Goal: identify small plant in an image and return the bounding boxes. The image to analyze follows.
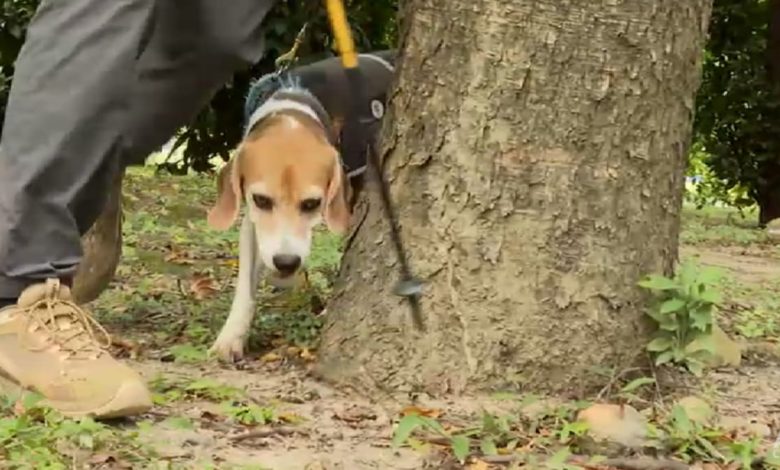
[615,376,656,405]
[392,412,472,463]
[150,376,244,405]
[735,307,778,339]
[221,402,276,426]
[647,404,769,468]
[639,260,723,376]
[0,393,155,467]
[167,343,208,363]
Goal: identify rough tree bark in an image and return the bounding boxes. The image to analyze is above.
[317,0,713,396]
[71,168,124,304]
[760,0,780,226]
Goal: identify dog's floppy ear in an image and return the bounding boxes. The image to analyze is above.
[324,153,351,235]
[207,152,242,230]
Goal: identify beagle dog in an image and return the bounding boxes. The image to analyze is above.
[207,50,397,362]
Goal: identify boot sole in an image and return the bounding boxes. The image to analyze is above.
[0,374,152,419]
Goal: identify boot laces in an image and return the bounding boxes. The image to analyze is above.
[22,297,111,359]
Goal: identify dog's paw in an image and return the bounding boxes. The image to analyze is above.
[208,333,246,363]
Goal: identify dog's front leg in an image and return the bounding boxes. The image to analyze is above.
[210,213,262,362]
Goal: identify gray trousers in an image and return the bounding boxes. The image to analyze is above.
[0,0,276,298]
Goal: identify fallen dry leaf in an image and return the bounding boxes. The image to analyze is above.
[334,407,378,423]
[110,337,141,359]
[189,274,218,300]
[467,460,489,470]
[88,453,133,469]
[277,412,304,424]
[300,348,317,362]
[400,405,443,419]
[260,352,282,363]
[164,247,194,265]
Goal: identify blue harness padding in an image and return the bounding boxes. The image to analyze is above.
[243,72,284,131]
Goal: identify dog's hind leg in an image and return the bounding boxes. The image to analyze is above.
[210,213,262,362]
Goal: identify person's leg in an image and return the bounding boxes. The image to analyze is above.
[0,0,276,418]
[0,0,155,299]
[0,0,158,418]
[123,0,275,164]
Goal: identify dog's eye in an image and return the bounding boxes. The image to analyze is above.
[253,194,274,211]
[300,198,322,213]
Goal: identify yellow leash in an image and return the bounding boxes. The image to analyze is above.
[324,0,358,68]
[323,0,426,331]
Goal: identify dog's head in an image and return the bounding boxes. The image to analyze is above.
[207,112,351,279]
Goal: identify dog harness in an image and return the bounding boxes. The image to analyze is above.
[243,50,396,178]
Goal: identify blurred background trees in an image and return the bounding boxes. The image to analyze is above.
[0,0,398,173]
[691,0,780,225]
[2,0,780,226]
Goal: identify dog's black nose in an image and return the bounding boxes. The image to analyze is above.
[272,254,301,275]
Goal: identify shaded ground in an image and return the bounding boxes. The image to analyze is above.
[1,168,779,469]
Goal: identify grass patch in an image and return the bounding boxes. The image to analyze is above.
[0,395,157,468]
[681,204,770,247]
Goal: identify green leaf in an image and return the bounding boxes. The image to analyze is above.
[763,450,780,467]
[671,405,692,436]
[646,336,674,353]
[696,267,722,286]
[78,433,95,450]
[638,275,678,291]
[392,415,425,448]
[655,350,675,366]
[163,416,194,430]
[546,446,571,466]
[646,309,680,331]
[689,306,713,331]
[481,411,499,435]
[660,298,686,314]
[450,435,470,463]
[685,334,715,355]
[620,377,656,394]
[686,358,705,377]
[697,288,722,305]
[480,437,498,456]
[694,435,724,461]
[420,416,447,435]
[678,261,699,288]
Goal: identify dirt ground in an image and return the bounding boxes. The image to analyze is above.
[123,244,780,469]
[9,169,778,469]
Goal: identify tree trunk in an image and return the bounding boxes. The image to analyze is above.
[757,181,780,227]
[769,0,780,86]
[317,0,713,396]
[762,0,780,227]
[71,168,124,304]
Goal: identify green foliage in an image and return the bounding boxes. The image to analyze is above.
[693,0,780,218]
[685,143,754,211]
[615,376,656,404]
[221,402,277,426]
[392,412,472,463]
[639,261,723,376]
[391,400,594,466]
[646,404,767,467]
[156,0,399,173]
[0,393,155,468]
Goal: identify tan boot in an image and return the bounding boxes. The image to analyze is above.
[0,279,151,418]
